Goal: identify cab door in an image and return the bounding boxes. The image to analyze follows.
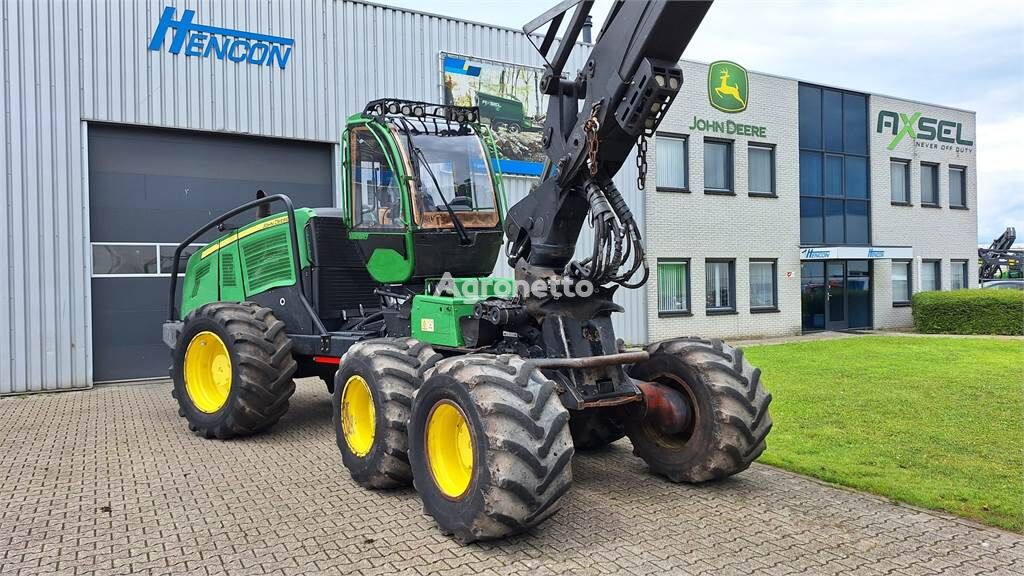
[346,125,415,283]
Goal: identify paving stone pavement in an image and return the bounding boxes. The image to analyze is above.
[1,380,1021,576]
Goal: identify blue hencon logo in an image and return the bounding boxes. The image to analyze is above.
[148,6,294,70]
[868,249,885,258]
[802,248,831,259]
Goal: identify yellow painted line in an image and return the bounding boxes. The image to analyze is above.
[200,215,289,259]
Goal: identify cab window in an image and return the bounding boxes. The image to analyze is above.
[350,128,403,229]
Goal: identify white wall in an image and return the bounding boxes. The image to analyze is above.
[644,62,803,342]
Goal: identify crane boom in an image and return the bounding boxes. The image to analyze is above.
[506,0,713,290]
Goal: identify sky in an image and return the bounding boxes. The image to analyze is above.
[379,0,1023,244]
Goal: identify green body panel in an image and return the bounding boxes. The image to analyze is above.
[365,240,416,283]
[179,208,316,319]
[411,277,517,347]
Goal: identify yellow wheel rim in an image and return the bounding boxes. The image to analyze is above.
[341,375,376,457]
[183,331,232,414]
[425,400,474,499]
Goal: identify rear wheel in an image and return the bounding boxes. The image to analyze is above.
[408,354,574,543]
[624,337,772,482]
[333,338,441,489]
[170,302,297,439]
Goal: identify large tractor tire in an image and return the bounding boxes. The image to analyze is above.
[171,302,297,439]
[334,338,441,489]
[624,337,772,483]
[408,354,574,543]
[568,408,625,451]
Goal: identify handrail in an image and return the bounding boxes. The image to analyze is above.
[166,195,328,343]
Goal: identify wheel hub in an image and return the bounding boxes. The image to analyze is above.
[425,400,474,499]
[341,375,376,457]
[183,331,232,413]
[636,380,693,436]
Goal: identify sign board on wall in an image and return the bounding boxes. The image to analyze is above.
[148,6,294,70]
[441,53,546,176]
[800,246,914,260]
[875,110,973,153]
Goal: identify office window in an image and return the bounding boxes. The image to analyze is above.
[921,163,939,206]
[656,134,688,190]
[749,260,777,309]
[705,260,735,312]
[890,160,910,203]
[748,144,774,196]
[951,260,969,290]
[657,260,690,314]
[921,259,941,291]
[950,166,967,208]
[798,83,870,244]
[892,260,911,304]
[704,140,733,192]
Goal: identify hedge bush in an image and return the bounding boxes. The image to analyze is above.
[912,289,1024,335]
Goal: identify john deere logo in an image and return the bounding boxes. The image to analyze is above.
[708,61,748,113]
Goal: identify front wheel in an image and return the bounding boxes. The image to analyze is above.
[624,337,772,482]
[408,354,574,543]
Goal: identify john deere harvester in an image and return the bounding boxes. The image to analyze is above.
[164,0,771,542]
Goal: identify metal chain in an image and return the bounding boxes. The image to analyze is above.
[584,102,602,177]
[636,134,648,189]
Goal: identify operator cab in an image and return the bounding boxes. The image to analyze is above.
[343,100,504,285]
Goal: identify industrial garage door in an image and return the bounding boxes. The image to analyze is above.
[89,125,333,382]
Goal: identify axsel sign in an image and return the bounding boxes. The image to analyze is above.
[876,110,973,151]
[148,6,294,70]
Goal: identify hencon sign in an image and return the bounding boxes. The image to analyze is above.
[148,6,294,70]
[876,110,973,151]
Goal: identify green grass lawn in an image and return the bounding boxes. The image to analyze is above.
[743,335,1024,532]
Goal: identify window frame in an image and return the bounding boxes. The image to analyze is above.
[702,138,735,195]
[891,259,912,306]
[949,165,968,209]
[951,259,969,290]
[656,258,692,317]
[349,126,406,230]
[655,132,690,193]
[921,259,942,292]
[920,162,940,207]
[91,242,204,278]
[748,258,779,313]
[704,258,737,314]
[747,142,776,197]
[890,158,911,205]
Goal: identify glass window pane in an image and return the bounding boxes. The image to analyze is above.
[704,141,730,190]
[352,128,403,228]
[951,261,968,290]
[657,262,689,312]
[845,156,868,199]
[750,261,776,308]
[843,93,867,155]
[823,89,843,152]
[890,161,908,203]
[748,146,773,194]
[799,85,822,149]
[800,151,822,196]
[950,167,966,207]
[921,261,940,291]
[846,200,869,244]
[921,164,938,205]
[705,261,733,310]
[800,197,823,244]
[825,155,843,197]
[824,199,844,244]
[160,245,201,274]
[892,261,910,302]
[656,136,687,189]
[92,244,158,275]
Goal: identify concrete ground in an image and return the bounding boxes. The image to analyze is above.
[1,379,1021,576]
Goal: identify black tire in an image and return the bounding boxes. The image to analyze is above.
[170,302,297,439]
[333,338,441,489]
[568,408,625,451]
[624,337,772,482]
[408,354,574,543]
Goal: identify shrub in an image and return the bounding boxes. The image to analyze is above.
[912,289,1024,335]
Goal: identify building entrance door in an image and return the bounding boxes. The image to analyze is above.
[801,259,873,332]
